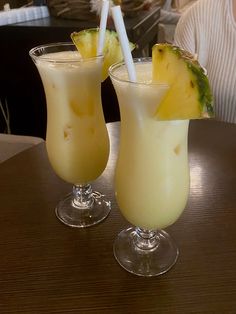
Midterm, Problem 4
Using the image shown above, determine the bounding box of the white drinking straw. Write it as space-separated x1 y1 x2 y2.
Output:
97 0 110 56
111 5 137 82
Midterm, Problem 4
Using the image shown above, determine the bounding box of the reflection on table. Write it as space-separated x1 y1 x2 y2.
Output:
0 119 236 313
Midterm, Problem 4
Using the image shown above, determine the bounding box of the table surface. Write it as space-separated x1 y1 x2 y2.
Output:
0 120 236 313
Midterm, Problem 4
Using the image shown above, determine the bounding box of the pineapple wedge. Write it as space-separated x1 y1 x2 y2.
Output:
71 28 135 81
152 43 213 120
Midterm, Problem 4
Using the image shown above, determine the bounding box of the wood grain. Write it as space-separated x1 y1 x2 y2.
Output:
0 120 236 313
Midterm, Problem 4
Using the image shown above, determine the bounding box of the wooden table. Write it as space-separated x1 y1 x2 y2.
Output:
0 120 236 313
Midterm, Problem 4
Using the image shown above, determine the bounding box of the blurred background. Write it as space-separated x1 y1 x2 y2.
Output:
0 0 197 138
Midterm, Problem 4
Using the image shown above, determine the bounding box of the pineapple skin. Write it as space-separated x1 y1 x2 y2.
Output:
152 43 213 120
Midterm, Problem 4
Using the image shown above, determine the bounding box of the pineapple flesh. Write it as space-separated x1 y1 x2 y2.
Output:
152 43 213 120
71 28 135 81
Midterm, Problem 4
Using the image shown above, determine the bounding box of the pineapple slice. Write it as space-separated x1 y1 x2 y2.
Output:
71 28 135 81
152 43 213 120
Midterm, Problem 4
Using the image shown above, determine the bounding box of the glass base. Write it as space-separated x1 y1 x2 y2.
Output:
55 189 111 228
113 227 179 277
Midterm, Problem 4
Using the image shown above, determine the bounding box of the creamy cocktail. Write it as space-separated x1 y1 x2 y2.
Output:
109 58 190 276
112 62 189 229
36 49 109 184
111 60 190 230
30 43 111 228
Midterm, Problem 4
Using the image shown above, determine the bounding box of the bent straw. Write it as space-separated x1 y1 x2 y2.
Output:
97 0 110 56
111 6 136 82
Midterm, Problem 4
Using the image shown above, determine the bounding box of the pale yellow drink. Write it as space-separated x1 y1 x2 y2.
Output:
35 50 109 185
110 61 189 230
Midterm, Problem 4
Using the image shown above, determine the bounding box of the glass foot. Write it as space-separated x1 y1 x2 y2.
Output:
113 227 179 277
55 185 111 228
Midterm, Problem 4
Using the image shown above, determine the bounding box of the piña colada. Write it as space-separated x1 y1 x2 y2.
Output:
110 42 213 276
35 49 109 185
110 44 213 230
29 29 134 228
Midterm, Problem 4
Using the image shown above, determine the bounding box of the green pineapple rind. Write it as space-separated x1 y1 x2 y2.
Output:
168 44 214 118
188 63 214 118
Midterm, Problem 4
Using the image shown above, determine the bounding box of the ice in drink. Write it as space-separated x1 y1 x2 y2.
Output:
111 61 189 230
35 50 109 185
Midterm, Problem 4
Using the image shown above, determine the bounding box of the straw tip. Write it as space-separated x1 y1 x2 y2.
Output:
111 5 122 13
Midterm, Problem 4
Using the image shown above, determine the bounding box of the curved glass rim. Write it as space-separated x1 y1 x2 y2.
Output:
109 57 168 88
29 42 103 63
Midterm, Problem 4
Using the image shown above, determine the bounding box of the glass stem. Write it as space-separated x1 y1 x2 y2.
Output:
133 227 160 250
72 184 94 209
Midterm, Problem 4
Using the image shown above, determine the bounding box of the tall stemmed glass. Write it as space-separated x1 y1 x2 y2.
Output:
30 43 111 228
109 58 190 276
